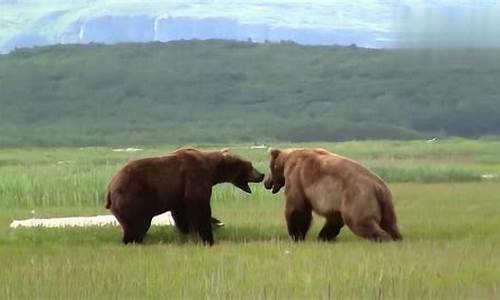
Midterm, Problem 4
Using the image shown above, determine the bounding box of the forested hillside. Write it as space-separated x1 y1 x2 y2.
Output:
1 40 499 147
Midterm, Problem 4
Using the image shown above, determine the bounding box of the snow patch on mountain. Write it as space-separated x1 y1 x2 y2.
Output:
1 0 499 53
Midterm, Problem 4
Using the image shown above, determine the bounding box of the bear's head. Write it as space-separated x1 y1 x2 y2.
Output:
264 148 286 194
218 149 264 193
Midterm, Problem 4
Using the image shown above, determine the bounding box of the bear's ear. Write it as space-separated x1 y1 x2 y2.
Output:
268 148 281 159
220 148 230 156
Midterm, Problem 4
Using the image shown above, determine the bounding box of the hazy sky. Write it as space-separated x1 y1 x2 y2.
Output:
395 1 500 48
1 0 500 50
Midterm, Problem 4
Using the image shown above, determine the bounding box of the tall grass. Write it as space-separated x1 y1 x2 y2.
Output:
1 139 499 208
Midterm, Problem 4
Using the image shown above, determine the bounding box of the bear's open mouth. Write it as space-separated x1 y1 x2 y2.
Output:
264 175 283 194
236 182 252 193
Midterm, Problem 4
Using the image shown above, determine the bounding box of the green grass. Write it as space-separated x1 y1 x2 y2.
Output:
1 139 499 208
1 140 500 298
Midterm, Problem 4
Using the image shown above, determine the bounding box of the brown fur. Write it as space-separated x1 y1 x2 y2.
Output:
107 148 264 245
264 148 402 242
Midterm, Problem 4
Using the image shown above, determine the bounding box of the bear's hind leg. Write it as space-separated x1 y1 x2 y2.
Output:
318 212 344 241
122 217 152 244
122 227 134 244
348 219 392 242
134 218 152 243
210 217 225 229
384 225 403 241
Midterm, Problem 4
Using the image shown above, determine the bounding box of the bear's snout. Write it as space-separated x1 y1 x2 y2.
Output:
250 169 265 182
264 174 274 190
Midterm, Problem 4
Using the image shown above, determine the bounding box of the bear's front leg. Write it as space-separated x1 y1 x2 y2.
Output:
184 187 214 246
286 209 312 241
171 204 190 234
284 192 312 242
190 200 214 246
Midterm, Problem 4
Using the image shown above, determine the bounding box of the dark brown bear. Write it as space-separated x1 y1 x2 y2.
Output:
106 148 264 245
264 148 402 242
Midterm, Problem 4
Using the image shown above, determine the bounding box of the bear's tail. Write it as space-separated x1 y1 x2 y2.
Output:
375 185 402 241
105 191 112 209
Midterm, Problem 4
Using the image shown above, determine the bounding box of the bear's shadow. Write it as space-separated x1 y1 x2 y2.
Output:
139 225 371 245
143 224 292 245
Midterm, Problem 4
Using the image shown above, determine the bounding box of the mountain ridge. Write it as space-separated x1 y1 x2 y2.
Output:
1 40 499 147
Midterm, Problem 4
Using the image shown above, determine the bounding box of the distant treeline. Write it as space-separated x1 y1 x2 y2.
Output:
1 40 499 147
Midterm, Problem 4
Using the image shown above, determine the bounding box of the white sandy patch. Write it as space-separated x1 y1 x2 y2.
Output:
249 145 267 149
9 212 174 229
481 174 498 180
112 147 143 152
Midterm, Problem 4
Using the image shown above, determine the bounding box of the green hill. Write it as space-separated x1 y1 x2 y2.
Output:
1 40 499 147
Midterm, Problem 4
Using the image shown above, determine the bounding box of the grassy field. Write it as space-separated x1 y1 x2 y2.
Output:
1 139 500 298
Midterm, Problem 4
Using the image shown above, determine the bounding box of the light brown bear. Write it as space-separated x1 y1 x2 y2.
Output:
106 148 264 245
264 148 402 242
